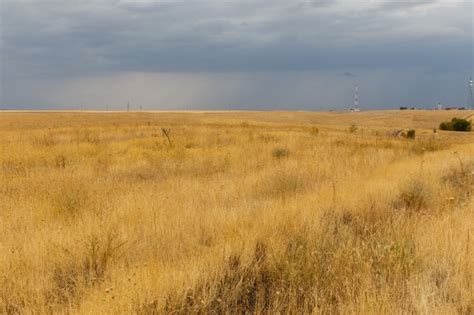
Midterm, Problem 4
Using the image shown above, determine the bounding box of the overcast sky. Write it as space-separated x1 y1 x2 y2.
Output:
0 0 472 110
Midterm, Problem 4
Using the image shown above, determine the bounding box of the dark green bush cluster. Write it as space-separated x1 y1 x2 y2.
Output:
439 118 472 132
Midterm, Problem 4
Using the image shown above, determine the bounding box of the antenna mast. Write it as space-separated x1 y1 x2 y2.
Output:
469 77 473 110
351 84 360 112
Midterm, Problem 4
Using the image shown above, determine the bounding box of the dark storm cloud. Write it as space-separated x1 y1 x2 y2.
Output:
2 0 469 74
0 0 472 108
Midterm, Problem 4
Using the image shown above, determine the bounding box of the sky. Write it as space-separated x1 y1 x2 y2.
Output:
0 0 472 110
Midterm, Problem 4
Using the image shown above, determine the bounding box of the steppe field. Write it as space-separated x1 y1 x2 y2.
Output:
1 110 474 314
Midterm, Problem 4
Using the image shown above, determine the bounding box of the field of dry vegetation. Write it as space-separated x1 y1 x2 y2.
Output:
1 110 473 314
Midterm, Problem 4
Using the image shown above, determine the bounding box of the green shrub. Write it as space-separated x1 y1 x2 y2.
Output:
451 118 471 131
439 121 451 130
439 118 472 132
406 129 416 139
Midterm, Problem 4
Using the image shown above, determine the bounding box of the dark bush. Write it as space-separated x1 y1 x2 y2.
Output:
272 147 290 159
406 129 416 139
439 118 472 132
439 121 451 130
451 118 471 131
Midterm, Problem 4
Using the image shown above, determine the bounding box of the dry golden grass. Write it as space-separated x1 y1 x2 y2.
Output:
1 110 473 314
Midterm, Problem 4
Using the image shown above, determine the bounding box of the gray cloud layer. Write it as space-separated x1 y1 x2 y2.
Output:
1 0 472 109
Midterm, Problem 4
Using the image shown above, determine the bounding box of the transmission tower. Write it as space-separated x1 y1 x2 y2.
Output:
469 77 473 110
350 84 360 112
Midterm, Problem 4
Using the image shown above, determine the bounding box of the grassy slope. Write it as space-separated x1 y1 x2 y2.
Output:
0 110 473 314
